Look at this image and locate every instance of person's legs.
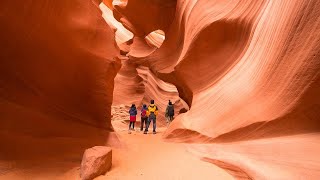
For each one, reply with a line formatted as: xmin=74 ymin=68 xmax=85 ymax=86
xmin=144 ymin=118 xmax=150 ymax=133
xmin=129 ymin=121 xmax=132 ymax=130
xmin=140 ymin=117 xmax=144 ymax=131
xmin=144 ymin=117 xmax=148 ymax=127
xmin=153 ymin=118 xmax=156 ymax=133
xmin=132 ymin=121 xmax=135 ymax=130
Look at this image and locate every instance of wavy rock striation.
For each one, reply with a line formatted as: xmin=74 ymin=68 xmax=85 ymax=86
xmin=1 ymin=0 xmax=320 ymax=179
xmin=112 ymin=0 xmax=320 ymax=179
xmin=101 ymin=1 xmax=186 ymax=126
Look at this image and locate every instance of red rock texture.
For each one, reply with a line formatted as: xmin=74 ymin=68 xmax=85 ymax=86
xmin=110 ymin=0 xmax=320 ymax=178
xmin=111 ymin=56 xmax=188 ymax=126
xmin=112 ymin=56 xmax=144 ymax=106
xmin=1 ymin=0 xmax=320 ymax=179
xmin=159 ymin=0 xmax=320 ymax=139
xmin=0 ymin=0 xmax=120 ymax=165
xmin=112 ymin=0 xmax=176 ymax=37
xmin=80 ymin=146 xmax=112 ymax=180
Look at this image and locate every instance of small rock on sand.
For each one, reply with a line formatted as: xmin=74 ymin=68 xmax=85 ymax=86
xmin=80 ymin=146 xmax=112 ymax=180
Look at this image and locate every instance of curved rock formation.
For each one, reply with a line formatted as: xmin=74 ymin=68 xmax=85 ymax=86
xmin=101 ymin=1 xmax=185 ymax=126
xmin=1 ymin=0 xmax=320 ymax=179
xmin=0 ymin=0 xmax=120 ymax=166
xmin=137 ymin=66 xmax=189 ymax=125
xmin=161 ymin=0 xmax=320 ymax=140
xmin=112 ymin=0 xmax=320 ymax=178
xmin=100 ymin=3 xmax=133 ymax=46
xmin=112 ymin=0 xmax=177 ymax=37
xmin=112 ymin=59 xmax=188 ymax=126
xmin=145 ymin=30 xmax=166 ymax=48
xmin=112 ymin=56 xmax=145 ymax=106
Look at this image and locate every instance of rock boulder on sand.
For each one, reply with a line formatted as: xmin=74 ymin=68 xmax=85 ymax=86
xmin=80 ymin=146 xmax=112 ymax=180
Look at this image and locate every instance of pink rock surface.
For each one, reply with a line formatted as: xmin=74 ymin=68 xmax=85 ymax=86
xmin=112 ymin=58 xmax=188 ymax=126
xmin=111 ymin=0 xmax=320 ymax=178
xmin=112 ymin=56 xmax=144 ymax=106
xmin=159 ymin=0 xmax=320 ymax=137
xmin=1 ymin=0 xmax=320 ymax=179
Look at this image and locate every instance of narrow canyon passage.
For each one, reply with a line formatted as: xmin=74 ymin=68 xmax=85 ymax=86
xmin=1 ymin=0 xmax=320 ymax=179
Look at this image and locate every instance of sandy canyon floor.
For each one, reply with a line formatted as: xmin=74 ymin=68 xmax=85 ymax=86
xmin=0 ymin=121 xmax=234 ymax=180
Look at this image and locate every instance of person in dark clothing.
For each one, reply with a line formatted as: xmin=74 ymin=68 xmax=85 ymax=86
xmin=140 ymin=104 xmax=148 ymax=131
xmin=128 ymin=104 xmax=137 ymax=132
xmin=165 ymin=100 xmax=171 ymax=121
xmin=144 ymin=99 xmax=158 ymax=134
xmin=165 ymin=100 xmax=174 ymax=125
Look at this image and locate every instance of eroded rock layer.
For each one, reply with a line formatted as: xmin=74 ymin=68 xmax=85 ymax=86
xmin=137 ymin=66 xmax=189 ymax=125
xmin=112 ymin=56 xmax=145 ymax=106
xmin=101 ymin=1 xmax=185 ymax=126
xmin=1 ymin=0 xmax=320 ymax=179
xmin=112 ymin=61 xmax=188 ymax=126
xmin=0 ymin=0 xmax=120 ymax=165
xmin=113 ymin=0 xmax=320 ymax=178
xmin=161 ymin=0 xmax=320 ymax=140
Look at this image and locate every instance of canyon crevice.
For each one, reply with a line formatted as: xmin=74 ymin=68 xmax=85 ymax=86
xmin=1 ymin=0 xmax=319 ymax=179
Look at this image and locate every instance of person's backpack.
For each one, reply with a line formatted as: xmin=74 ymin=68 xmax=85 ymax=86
xmin=148 ymin=105 xmax=157 ymax=113
xmin=141 ymin=108 xmax=147 ymax=117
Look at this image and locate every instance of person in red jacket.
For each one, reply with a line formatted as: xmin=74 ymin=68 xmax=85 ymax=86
xmin=128 ymin=104 xmax=137 ymax=132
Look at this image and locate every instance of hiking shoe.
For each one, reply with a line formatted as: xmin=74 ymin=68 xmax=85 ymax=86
xmin=153 ymin=131 xmax=156 ymax=134
xmin=144 ymin=131 xmax=147 ymax=134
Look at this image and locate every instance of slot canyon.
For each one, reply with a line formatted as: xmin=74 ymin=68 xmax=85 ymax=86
xmin=0 ymin=0 xmax=319 ymax=179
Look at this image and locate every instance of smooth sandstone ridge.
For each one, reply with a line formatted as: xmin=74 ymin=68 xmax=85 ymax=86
xmin=109 ymin=0 xmax=320 ymax=179
xmin=0 ymin=0 xmax=319 ymax=179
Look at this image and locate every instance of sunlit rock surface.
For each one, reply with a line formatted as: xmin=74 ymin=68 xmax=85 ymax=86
xmin=111 ymin=0 xmax=320 ymax=178
xmin=1 ymin=0 xmax=320 ymax=179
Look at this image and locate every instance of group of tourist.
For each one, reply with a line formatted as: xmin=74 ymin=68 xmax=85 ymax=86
xmin=128 ymin=99 xmax=175 ymax=134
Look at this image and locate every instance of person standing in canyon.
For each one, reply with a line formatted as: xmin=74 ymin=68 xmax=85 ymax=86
xmin=144 ymin=100 xmax=158 ymax=134
xmin=165 ymin=100 xmax=175 ymax=126
xmin=128 ymin=104 xmax=137 ymax=133
xmin=140 ymin=104 xmax=148 ymax=131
